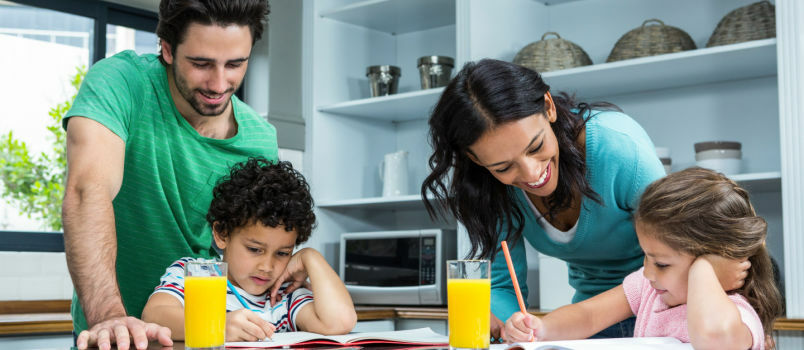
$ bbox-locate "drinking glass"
[447,260,491,350]
[184,261,227,350]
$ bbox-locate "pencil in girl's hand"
[501,241,528,315]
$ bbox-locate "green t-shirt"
[64,51,278,333]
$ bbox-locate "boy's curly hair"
[207,157,315,245]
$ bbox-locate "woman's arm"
[141,293,185,340]
[687,256,753,350]
[290,248,357,334]
[503,284,634,342]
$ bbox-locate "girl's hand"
[502,311,543,343]
[225,309,276,342]
[269,248,312,306]
[698,254,750,291]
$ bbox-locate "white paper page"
[226,327,447,348]
[489,337,693,350]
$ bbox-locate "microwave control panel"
[421,236,436,285]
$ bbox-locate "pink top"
[623,268,764,350]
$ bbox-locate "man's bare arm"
[63,116,126,324]
[63,117,171,350]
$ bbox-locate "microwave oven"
[339,229,457,305]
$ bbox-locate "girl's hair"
[421,58,615,259]
[635,167,783,340]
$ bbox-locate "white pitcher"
[379,150,409,197]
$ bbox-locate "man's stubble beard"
[172,64,236,117]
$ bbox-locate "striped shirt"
[153,257,314,332]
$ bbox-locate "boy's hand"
[697,254,750,291]
[269,248,313,306]
[226,309,276,342]
[502,311,543,343]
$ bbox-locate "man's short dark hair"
[156,0,269,62]
[207,157,315,245]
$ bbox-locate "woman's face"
[467,112,560,198]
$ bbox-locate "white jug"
[379,150,409,197]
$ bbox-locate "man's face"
[163,22,252,118]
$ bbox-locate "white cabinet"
[303,2,804,341]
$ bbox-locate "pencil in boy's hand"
[501,241,528,315]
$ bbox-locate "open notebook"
[226,327,448,348]
[490,337,693,350]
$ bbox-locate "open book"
[490,337,693,350]
[226,327,448,348]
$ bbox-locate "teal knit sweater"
[490,110,666,322]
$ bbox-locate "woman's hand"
[490,313,504,343]
[225,309,276,342]
[269,248,313,306]
[502,311,543,343]
[698,254,750,291]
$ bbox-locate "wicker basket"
[706,1,775,48]
[607,19,696,63]
[513,32,592,73]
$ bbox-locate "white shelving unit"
[304,0,804,338]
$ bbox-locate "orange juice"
[448,278,491,349]
[185,276,227,348]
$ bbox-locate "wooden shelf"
[319,0,455,35]
[317,194,429,211]
[317,40,776,121]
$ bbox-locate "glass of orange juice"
[184,261,227,350]
[447,260,490,350]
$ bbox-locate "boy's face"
[635,221,696,307]
[213,222,298,296]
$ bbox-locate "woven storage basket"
[607,19,696,63]
[706,0,775,48]
[513,32,592,73]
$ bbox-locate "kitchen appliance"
[340,229,457,305]
[379,150,409,197]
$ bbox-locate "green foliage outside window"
[0,66,86,231]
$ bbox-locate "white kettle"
[379,150,409,197]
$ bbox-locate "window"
[0,0,157,249]
[0,1,93,232]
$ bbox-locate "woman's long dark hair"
[422,59,616,259]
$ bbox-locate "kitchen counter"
[2,300,803,336]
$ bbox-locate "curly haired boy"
[142,157,357,341]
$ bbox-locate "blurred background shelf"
[318,194,429,211]
[730,171,781,193]
[319,0,455,34]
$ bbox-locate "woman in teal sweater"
[421,59,666,339]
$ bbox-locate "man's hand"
[225,309,276,342]
[699,254,750,291]
[76,316,172,350]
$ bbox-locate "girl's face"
[467,108,560,198]
[213,222,298,296]
[635,221,696,307]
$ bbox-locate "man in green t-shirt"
[63,1,275,349]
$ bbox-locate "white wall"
[0,252,73,301]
